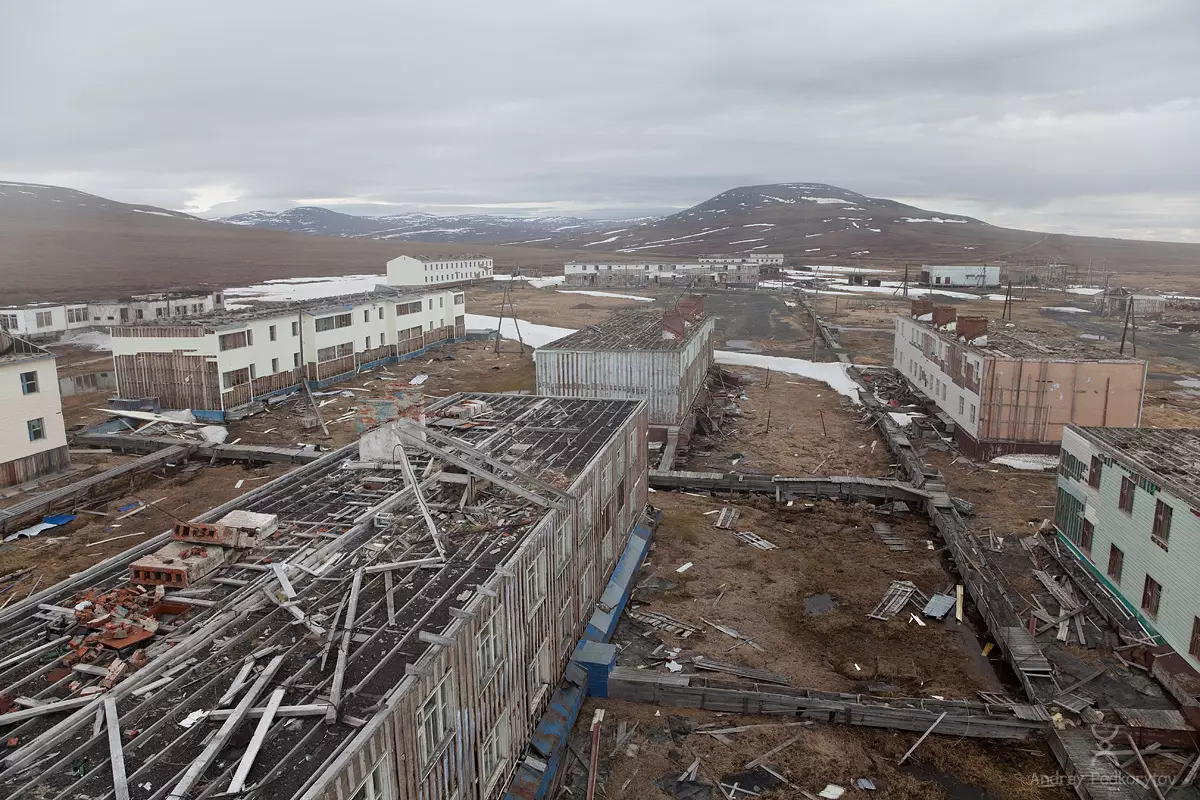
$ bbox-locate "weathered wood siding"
[305,403,649,800]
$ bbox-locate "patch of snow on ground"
[1166,295,1200,301]
[1041,306,1090,313]
[984,294,1019,301]
[899,217,967,223]
[227,274,384,303]
[557,290,653,302]
[133,209,177,218]
[583,236,619,247]
[991,454,1060,471]
[742,223,775,228]
[468,314,862,400]
[805,248,821,252]
[1174,378,1200,389]
[801,197,851,204]
[888,412,925,427]
[60,330,113,351]
[728,238,764,244]
[1065,286,1105,296]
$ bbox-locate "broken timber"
[607,669,1045,740]
[650,470,930,504]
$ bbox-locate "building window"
[218,331,249,351]
[559,600,574,657]
[1088,456,1102,488]
[480,717,508,791]
[314,313,352,332]
[1079,519,1094,555]
[222,368,250,389]
[556,516,574,570]
[1107,545,1124,584]
[271,357,279,373]
[249,364,257,380]
[1191,617,1200,660]
[579,489,594,547]
[580,562,595,609]
[1141,575,1162,618]
[0,313,17,329]
[35,311,53,328]
[380,332,386,345]
[293,352,301,368]
[378,307,384,320]
[1151,499,1172,551]
[155,307,165,318]
[27,418,46,442]
[957,396,964,415]
[19,371,38,395]
[67,307,89,323]
[291,321,300,336]
[478,607,503,680]
[365,336,372,350]
[350,760,390,800]
[269,324,277,341]
[525,551,547,613]
[968,403,976,423]
[1119,476,1135,513]
[417,673,455,763]
[136,309,144,320]
[526,639,549,707]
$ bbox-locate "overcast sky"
[2,1,1198,241]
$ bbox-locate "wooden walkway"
[649,470,930,503]
[73,432,321,465]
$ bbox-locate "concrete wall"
[0,305,67,339]
[0,355,69,486]
[1056,427,1200,671]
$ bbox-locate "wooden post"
[586,708,605,800]
[1126,733,1168,800]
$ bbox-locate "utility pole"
[1119,299,1133,355]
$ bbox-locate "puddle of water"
[804,593,838,615]
[723,339,762,352]
[901,765,998,800]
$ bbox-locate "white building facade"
[1055,426,1200,671]
[0,333,70,487]
[111,287,466,419]
[0,291,224,341]
[918,265,1001,287]
[387,255,494,288]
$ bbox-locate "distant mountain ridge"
[221,206,642,244]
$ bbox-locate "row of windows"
[1068,506,1199,661]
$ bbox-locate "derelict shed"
[534,298,714,442]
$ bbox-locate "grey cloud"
[1,0,1198,240]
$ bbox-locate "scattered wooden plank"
[327,569,363,723]
[0,695,94,726]
[693,656,791,686]
[745,733,804,769]
[167,654,284,800]
[103,698,131,800]
[897,711,947,765]
[227,687,285,793]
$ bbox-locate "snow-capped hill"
[219,208,640,243]
[0,180,200,221]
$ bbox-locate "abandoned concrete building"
[109,286,466,420]
[0,392,651,800]
[893,302,1147,459]
[1055,425,1200,672]
[562,262,698,287]
[534,298,714,450]
[917,264,1001,288]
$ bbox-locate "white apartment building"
[387,254,494,287]
[111,286,466,419]
[0,291,224,341]
[0,333,69,487]
[1055,426,1200,671]
[698,253,785,266]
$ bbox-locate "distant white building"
[0,332,69,487]
[110,286,466,420]
[918,265,1000,288]
[699,253,784,266]
[0,291,224,341]
[386,254,493,288]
